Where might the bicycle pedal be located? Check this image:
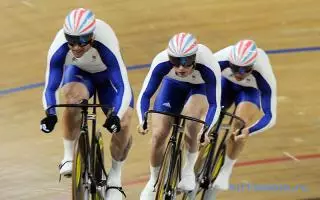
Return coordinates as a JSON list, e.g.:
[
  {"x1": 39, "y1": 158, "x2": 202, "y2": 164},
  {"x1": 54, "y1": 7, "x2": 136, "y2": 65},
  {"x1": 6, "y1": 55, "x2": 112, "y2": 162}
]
[
  {"x1": 97, "y1": 180, "x2": 107, "y2": 186},
  {"x1": 58, "y1": 173, "x2": 72, "y2": 182},
  {"x1": 64, "y1": 173, "x2": 72, "y2": 178}
]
